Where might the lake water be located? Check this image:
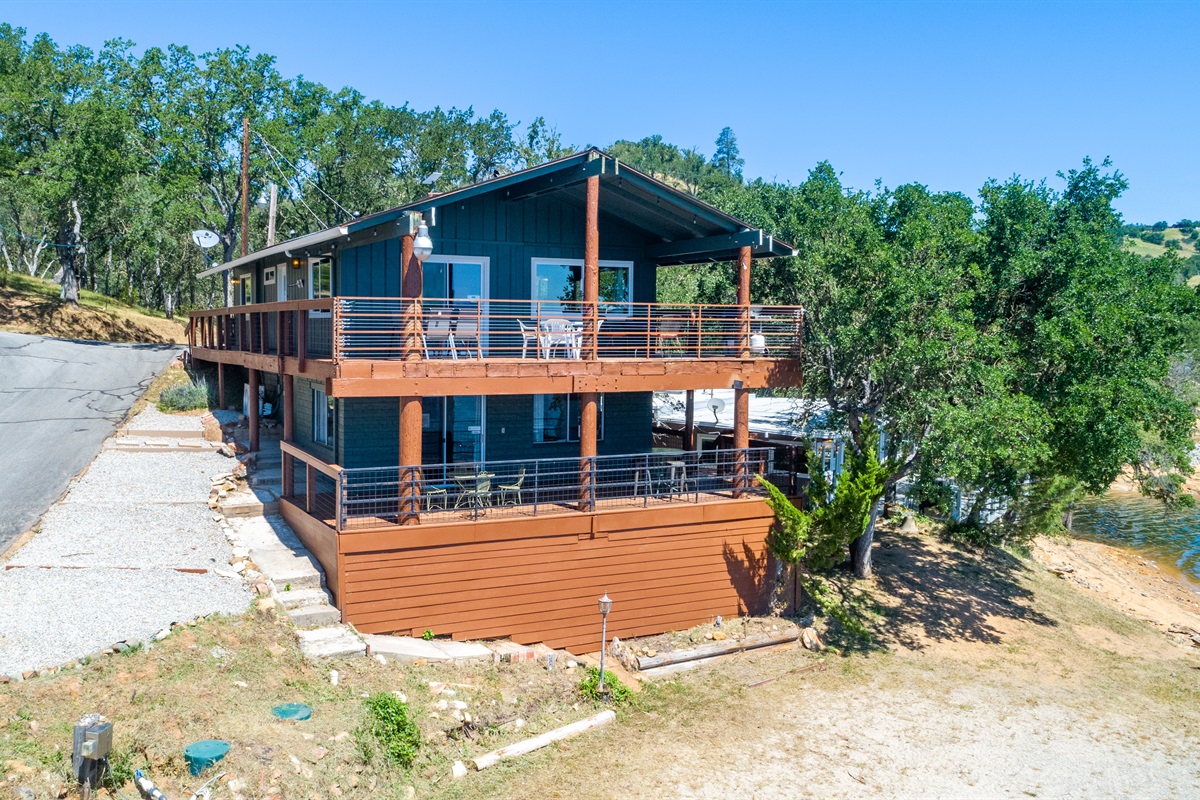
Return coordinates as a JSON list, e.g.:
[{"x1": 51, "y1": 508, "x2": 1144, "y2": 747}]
[{"x1": 1072, "y1": 492, "x2": 1200, "y2": 583}]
